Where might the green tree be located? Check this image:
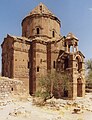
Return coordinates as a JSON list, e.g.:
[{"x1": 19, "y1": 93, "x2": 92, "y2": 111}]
[
  {"x1": 86, "y1": 59, "x2": 92, "y2": 70},
  {"x1": 35, "y1": 71, "x2": 71, "y2": 100},
  {"x1": 86, "y1": 59, "x2": 92, "y2": 88}
]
